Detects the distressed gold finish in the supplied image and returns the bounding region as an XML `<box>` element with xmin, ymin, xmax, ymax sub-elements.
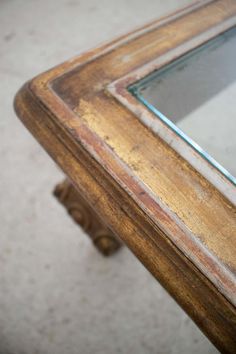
<box><xmin>14</xmin><ymin>1</ymin><xmax>236</xmax><ymax>352</ymax></box>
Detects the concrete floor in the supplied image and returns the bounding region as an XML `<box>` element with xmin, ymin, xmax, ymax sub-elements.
<box><xmin>0</xmin><ymin>1</ymin><xmax>218</xmax><ymax>353</ymax></box>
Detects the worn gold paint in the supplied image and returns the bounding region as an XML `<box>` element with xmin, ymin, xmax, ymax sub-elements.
<box><xmin>76</xmin><ymin>96</ymin><xmax>236</xmax><ymax>270</ymax></box>
<box><xmin>14</xmin><ymin>1</ymin><xmax>236</xmax><ymax>352</ymax></box>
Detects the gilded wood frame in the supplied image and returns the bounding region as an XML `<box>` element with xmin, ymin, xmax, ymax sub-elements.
<box><xmin>14</xmin><ymin>0</ymin><xmax>236</xmax><ymax>351</ymax></box>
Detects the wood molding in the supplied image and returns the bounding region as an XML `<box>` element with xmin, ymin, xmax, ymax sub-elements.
<box><xmin>14</xmin><ymin>1</ymin><xmax>236</xmax><ymax>351</ymax></box>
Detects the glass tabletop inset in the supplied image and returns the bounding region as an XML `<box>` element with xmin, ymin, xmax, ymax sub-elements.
<box><xmin>129</xmin><ymin>27</ymin><xmax>236</xmax><ymax>185</ymax></box>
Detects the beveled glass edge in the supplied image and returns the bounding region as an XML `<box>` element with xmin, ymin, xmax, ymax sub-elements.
<box><xmin>128</xmin><ymin>28</ymin><xmax>236</xmax><ymax>187</ymax></box>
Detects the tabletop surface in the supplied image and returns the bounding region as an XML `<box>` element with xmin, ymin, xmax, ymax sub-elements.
<box><xmin>14</xmin><ymin>1</ymin><xmax>236</xmax><ymax>350</ymax></box>
<box><xmin>29</xmin><ymin>0</ymin><xmax>236</xmax><ymax>304</ymax></box>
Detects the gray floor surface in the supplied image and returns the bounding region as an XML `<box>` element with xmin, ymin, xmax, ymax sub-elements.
<box><xmin>0</xmin><ymin>1</ymin><xmax>218</xmax><ymax>353</ymax></box>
